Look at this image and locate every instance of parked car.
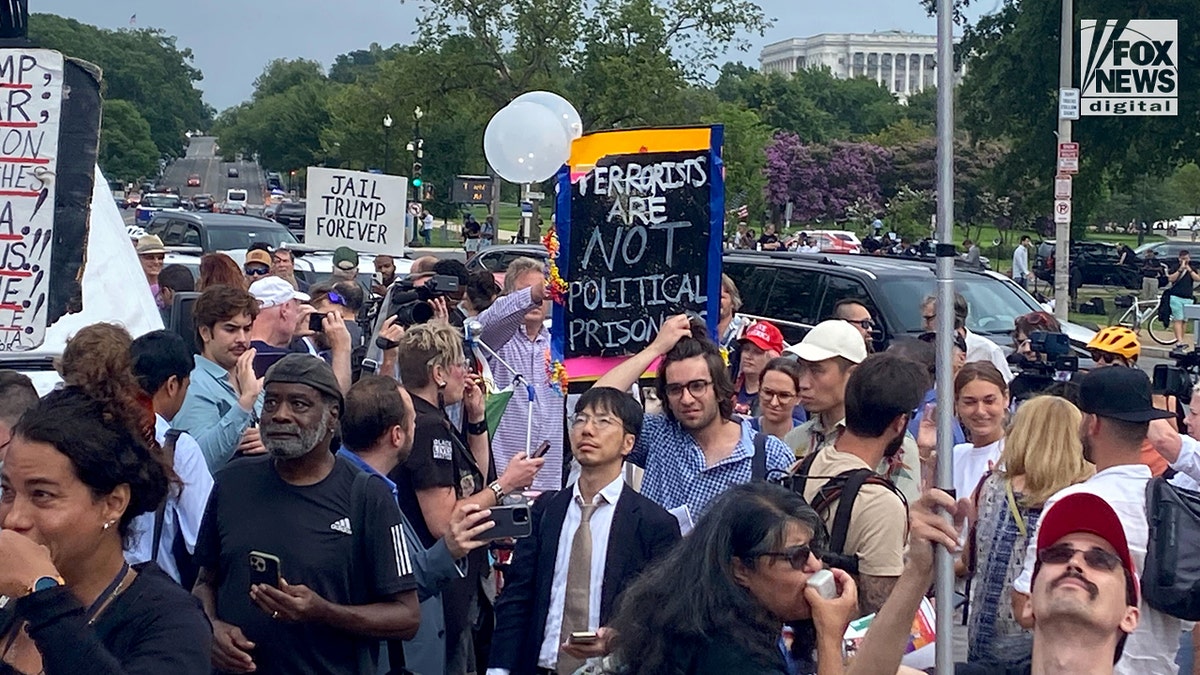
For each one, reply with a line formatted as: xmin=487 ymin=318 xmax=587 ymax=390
xmin=1035 ymin=240 xmax=1140 ymax=289
xmin=1135 ymin=240 xmax=1192 ymax=273
xmin=273 ymin=201 xmax=307 ymax=237
xmin=227 ymin=166 xmax=240 ymax=178
xmin=135 ymin=192 xmax=184 ymax=224
xmin=723 ymin=250 xmax=1096 ymax=353
xmin=464 ymin=243 xmax=548 ymax=285
xmin=145 ymin=211 xmax=299 ymax=252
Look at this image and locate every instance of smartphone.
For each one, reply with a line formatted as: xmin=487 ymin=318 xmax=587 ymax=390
xmin=248 ymin=551 xmax=282 ymax=587
xmin=252 ymin=351 xmax=287 ymax=379
xmin=308 ymin=312 xmax=325 ymax=333
xmin=805 ymin=569 xmax=837 ymax=600
xmin=530 ymin=440 xmax=551 ymax=459
xmin=569 ymin=631 xmax=599 ymax=645
xmin=472 ymin=504 xmax=532 ymax=541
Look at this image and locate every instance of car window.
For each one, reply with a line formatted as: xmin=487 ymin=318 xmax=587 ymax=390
xmin=878 ymin=275 xmax=1037 ymax=336
xmin=818 ymin=276 xmax=876 ymax=322
xmin=765 ymin=268 xmax=822 ymax=327
xmin=723 ymin=262 xmax=776 ymax=316
xmin=158 ymin=219 xmax=187 ymax=246
xmin=146 ymin=218 xmax=169 ymax=238
xmin=207 ymin=226 xmax=299 ymax=251
xmin=183 ymin=225 xmax=202 ymax=247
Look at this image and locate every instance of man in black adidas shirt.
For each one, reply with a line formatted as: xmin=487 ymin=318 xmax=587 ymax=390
xmin=193 ymin=355 xmax=419 ymax=674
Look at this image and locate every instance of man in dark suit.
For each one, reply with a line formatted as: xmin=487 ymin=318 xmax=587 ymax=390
xmin=487 ymin=387 xmax=682 ymax=675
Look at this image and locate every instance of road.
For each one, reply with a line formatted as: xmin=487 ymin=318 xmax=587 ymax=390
xmin=125 ymin=136 xmax=265 ymax=227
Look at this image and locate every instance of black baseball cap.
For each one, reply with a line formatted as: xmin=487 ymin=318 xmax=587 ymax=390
xmin=1078 ymin=366 xmax=1173 ymax=423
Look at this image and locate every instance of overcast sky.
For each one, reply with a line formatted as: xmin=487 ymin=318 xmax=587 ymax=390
xmin=45 ymin=0 xmax=992 ymax=112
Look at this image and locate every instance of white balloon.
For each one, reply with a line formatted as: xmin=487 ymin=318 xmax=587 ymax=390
xmin=483 ymin=101 xmax=571 ymax=184
xmin=512 ymin=90 xmax=583 ymax=140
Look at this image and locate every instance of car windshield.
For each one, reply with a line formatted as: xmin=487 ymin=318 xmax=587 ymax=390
xmin=143 ymin=194 xmax=181 ymax=208
xmin=878 ymin=275 xmax=1038 ymax=336
xmin=208 ymin=226 xmax=299 ymax=251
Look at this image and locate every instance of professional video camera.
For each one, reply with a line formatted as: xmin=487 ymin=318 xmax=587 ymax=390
xmin=387 ymin=274 xmax=461 ymax=327
xmin=1009 ymin=330 xmax=1079 ymax=401
xmin=1153 ymin=349 xmax=1200 ymax=405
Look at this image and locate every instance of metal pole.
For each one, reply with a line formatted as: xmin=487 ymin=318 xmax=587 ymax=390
xmin=1053 ymin=0 xmax=1073 ymax=321
xmin=383 ymin=127 xmax=390 ymax=174
xmin=934 ymin=0 xmax=957 ymax=669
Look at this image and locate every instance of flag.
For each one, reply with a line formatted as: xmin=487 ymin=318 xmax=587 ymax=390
xmin=129 ymin=14 xmax=137 ymax=26
xmin=469 ymin=339 xmax=514 ymax=437
xmin=737 ymin=205 xmax=749 ymax=219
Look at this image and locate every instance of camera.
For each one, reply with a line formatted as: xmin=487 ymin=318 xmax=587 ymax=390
xmin=388 ymin=274 xmax=460 ymax=327
xmin=1009 ymin=331 xmax=1079 ymax=401
xmin=1153 ymin=349 xmax=1200 ymax=404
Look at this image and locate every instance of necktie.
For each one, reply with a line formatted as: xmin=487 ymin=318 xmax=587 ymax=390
xmin=558 ymin=495 xmax=603 ymax=674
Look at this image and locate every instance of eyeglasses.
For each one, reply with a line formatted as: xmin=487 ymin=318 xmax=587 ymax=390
xmin=847 ymin=318 xmax=875 ymax=331
xmin=664 ymin=379 xmax=713 ymax=399
xmin=244 ymin=267 xmax=270 ymax=276
xmin=1089 ymin=350 xmax=1120 ymax=365
xmin=759 ymin=543 xmax=816 ymax=570
xmin=570 ymin=414 xmax=622 ymax=431
xmin=1038 ymin=543 xmax=1122 ymax=572
xmin=140 ymin=254 xmax=165 ymax=262
xmin=759 ymin=388 xmax=798 ymax=404
xmin=922 ymin=314 xmax=936 ymax=324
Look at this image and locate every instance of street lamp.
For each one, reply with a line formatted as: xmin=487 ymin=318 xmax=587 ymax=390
xmin=382 ymin=114 xmax=394 ymax=174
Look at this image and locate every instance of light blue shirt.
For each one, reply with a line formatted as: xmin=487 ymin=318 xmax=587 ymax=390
xmin=173 ymin=354 xmax=262 ymax=473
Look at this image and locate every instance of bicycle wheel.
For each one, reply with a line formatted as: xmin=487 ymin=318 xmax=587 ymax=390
xmin=1146 ymin=309 xmax=1178 ymax=346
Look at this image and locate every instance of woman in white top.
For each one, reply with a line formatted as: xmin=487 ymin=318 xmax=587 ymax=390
xmin=952 ymin=362 xmax=1010 ymax=501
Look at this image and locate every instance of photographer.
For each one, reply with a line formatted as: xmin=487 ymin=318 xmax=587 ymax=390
xmin=1166 ymin=249 xmax=1200 ymax=351
xmin=1008 ymin=321 xmax=1077 ymax=403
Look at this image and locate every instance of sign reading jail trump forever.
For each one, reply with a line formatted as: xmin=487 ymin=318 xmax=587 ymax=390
xmin=304 ymin=167 xmax=407 ymax=255
xmin=553 ymin=127 xmax=724 ymax=362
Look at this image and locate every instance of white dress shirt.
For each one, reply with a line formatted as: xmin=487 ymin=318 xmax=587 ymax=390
xmin=125 ymin=414 xmax=215 ymax=583
xmin=1013 ymin=463 xmax=1181 ymax=675
xmin=1169 ymin=434 xmax=1200 ymax=491
xmin=964 ymin=330 xmax=1015 ymax=382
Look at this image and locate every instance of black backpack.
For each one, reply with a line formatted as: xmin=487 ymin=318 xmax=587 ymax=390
xmin=781 ymin=450 xmax=908 ymax=575
xmin=1143 ymin=476 xmax=1200 ymax=619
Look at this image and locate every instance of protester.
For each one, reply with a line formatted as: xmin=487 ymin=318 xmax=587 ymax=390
xmin=476 ymin=257 xmax=562 ymax=492
xmin=965 ymin=395 xmax=1093 ymax=666
xmin=488 ymin=387 xmax=682 ymax=675
xmin=372 ymin=254 xmax=398 ymax=297
xmin=198 ymin=252 xmax=246 ymax=291
xmin=193 ymin=355 xmax=419 ymax=675
xmin=1012 ymin=235 xmax=1033 ymax=289
xmin=922 ymin=293 xmax=1014 ymax=382
xmin=463 ymin=269 xmax=501 ymax=317
xmin=832 ymin=298 xmax=876 ymax=352
xmin=248 ymin=276 xmax=310 ymax=353
xmin=271 ymin=247 xmax=309 ymax=293
xmin=783 ymin=320 xmax=866 ymax=459
xmin=0 ymin=379 xmax=211 ymax=673
xmin=606 ymin=481 xmax=859 ymax=675
xmin=390 ymin=322 xmax=544 ymax=673
xmin=964 ymin=239 xmax=982 ymax=268
xmin=733 ymin=320 xmax=786 ymax=417
xmin=950 ymin=362 xmax=1010 ymax=504
xmin=1012 ymin=366 xmax=1179 ymax=675
xmin=595 ymin=315 xmax=794 ymax=517
xmin=157 ymin=263 xmax=195 ymax=324
xmin=463 ymin=216 xmax=482 ymax=256
xmin=718 ymin=273 xmax=752 ymax=370
xmin=789 ymin=352 xmax=929 ymax=616
xmin=136 ymin=234 xmax=168 ymax=307
xmin=0 ymin=370 xmax=38 ymax=464
xmin=331 ymin=246 xmax=362 ymax=285
xmin=173 ymin=284 xmax=266 ymax=472
xmin=751 ymin=357 xmax=806 ymax=440
xmin=339 ymin=375 xmax=494 ymax=675
xmin=243 ymin=248 xmax=272 ymax=286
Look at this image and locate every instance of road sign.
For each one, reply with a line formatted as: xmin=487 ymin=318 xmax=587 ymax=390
xmin=1058 ymin=88 xmax=1081 ymax=120
xmin=1057 ymin=142 xmax=1080 ymax=174
xmin=1054 ymin=175 xmax=1073 ymax=199
xmin=1054 ymin=198 xmax=1072 ymax=224
xmin=452 ymin=175 xmax=495 ymax=204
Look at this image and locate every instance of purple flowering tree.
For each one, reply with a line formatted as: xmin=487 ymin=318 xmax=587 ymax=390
xmin=764 ymin=132 xmax=891 ymax=223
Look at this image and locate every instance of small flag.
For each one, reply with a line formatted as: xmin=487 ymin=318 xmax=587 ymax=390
xmin=737 ymin=205 xmax=749 ymax=219
xmin=129 ymin=14 xmax=137 ymax=26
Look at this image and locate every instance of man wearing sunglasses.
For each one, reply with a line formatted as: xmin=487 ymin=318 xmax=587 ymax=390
xmin=1012 ymin=366 xmax=1179 ymax=675
xmin=243 ymin=247 xmax=273 ymax=286
xmin=832 ymin=299 xmax=877 ymax=353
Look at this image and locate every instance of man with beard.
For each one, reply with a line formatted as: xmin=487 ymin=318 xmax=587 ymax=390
xmin=787 ymin=352 xmax=929 ymax=617
xmin=192 ymin=355 xmax=419 ymax=675
xmin=1011 ymin=366 xmax=1180 ymax=675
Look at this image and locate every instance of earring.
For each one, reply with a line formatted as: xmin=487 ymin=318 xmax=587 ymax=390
xmin=103 ymin=520 xmax=113 ymax=530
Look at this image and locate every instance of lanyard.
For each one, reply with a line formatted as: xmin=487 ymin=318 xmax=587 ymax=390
xmin=85 ymin=562 xmax=133 ymax=625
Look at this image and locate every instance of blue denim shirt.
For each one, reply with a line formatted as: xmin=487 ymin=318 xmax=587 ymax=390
xmin=173 ymin=354 xmax=262 ymax=473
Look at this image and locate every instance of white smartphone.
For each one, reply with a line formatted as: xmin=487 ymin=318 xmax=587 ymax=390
xmin=806 ymin=569 xmax=837 ymax=600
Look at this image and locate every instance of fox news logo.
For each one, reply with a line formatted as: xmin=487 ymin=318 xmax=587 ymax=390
xmin=1081 ymin=19 xmax=1177 ymax=116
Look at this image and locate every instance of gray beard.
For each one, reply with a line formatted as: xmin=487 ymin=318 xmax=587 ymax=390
xmin=264 ymin=410 xmax=330 ymax=459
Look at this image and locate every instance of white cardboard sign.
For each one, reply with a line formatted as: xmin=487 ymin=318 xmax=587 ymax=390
xmin=304 ymin=167 xmax=407 ymax=255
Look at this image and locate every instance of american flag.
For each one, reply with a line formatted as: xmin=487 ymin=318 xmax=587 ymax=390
xmin=736 ymin=205 xmax=749 ymax=219
xmin=129 ymin=14 xmax=137 ymax=26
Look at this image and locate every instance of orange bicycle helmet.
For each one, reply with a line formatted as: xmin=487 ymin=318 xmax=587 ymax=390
xmin=1087 ymin=326 xmax=1141 ymax=359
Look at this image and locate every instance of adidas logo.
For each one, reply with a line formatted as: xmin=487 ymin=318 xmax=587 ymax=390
xmin=330 ymin=518 xmax=352 ymax=535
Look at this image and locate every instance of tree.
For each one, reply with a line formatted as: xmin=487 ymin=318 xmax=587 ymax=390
xmin=98 ymin=100 xmax=158 ymax=182
xmin=765 ymin=133 xmax=891 ymax=223
xmin=1168 ymin=163 xmax=1200 ymax=216
xmin=701 ymin=103 xmax=771 ymax=220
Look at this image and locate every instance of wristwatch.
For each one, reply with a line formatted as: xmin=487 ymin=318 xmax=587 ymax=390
xmin=466 ymin=420 xmax=488 ymax=436
xmin=488 ymin=481 xmax=505 ymax=504
xmin=27 ymin=575 xmax=64 ymax=596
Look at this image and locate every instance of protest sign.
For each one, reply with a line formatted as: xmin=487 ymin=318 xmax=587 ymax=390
xmin=305 ymin=167 xmax=407 ymax=255
xmin=551 ymin=126 xmax=724 ymax=377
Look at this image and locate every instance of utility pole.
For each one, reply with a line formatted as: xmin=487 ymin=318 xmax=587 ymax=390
xmin=1053 ymin=0 xmax=1074 ymax=321
xmin=382 ymin=114 xmax=393 ymax=174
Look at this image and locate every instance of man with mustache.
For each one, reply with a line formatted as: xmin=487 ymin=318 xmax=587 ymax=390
xmin=192 ymin=355 xmax=420 ymax=675
xmin=1011 ymin=366 xmax=1179 ymax=675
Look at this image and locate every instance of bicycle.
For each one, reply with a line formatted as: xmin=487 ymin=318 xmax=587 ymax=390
xmin=1112 ymin=294 xmax=1177 ymax=346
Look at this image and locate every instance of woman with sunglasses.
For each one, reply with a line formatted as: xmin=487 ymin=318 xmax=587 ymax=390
xmin=606 ymin=481 xmax=858 ymax=675
xmin=964 ymin=395 xmax=1093 ymax=666
xmin=751 ymin=358 xmax=807 ymax=441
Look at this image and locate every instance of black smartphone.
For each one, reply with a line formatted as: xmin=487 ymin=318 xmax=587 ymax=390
xmin=308 ymin=312 xmax=325 ymax=333
xmin=252 ymin=351 xmax=287 ymax=379
xmin=248 ymin=550 xmax=282 ymax=587
xmin=472 ymin=504 xmax=532 ymax=541
xmin=530 ymin=440 xmax=551 ymax=459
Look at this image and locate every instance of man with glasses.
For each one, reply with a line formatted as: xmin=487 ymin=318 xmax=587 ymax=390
xmin=832 ymin=299 xmax=877 ymax=353
xmin=1012 ymin=366 xmax=1180 ymax=675
xmin=594 ymin=315 xmax=794 ymax=518
xmin=921 ymin=293 xmax=1014 ymax=382
xmin=488 ymin=387 xmax=680 ymax=675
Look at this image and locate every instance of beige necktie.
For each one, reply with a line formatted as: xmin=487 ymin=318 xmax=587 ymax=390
xmin=558 ymin=495 xmax=603 ymax=674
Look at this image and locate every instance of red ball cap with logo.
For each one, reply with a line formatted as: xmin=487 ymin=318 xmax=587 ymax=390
xmin=1033 ymin=492 xmax=1139 ymax=605
xmin=740 ymin=320 xmax=784 ymax=353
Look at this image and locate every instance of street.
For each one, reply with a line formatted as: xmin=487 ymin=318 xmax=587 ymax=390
xmin=124 ymin=135 xmax=266 ymax=226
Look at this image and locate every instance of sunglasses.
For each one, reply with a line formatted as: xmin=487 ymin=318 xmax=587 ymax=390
xmin=1089 ymin=350 xmax=1120 ymax=365
xmin=758 ymin=543 xmax=816 ymax=570
xmin=328 ymin=291 xmax=346 ymax=306
xmin=1038 ymin=543 xmax=1122 ymax=572
xmin=848 ymin=318 xmax=875 ymax=331
xmin=244 ymin=267 xmax=270 ymax=276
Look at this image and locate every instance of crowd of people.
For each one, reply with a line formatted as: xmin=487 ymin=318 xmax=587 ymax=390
xmin=1 ymin=233 xmax=1199 ymax=675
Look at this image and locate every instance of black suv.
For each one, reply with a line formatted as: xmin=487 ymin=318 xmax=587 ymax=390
xmin=273 ymin=201 xmax=307 ymax=237
xmin=723 ymin=251 xmax=1093 ymax=350
xmin=1034 ymin=240 xmax=1139 ymax=289
xmin=145 ymin=211 xmax=299 ymax=252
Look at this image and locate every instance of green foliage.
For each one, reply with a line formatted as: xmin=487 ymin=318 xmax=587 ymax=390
xmin=214 ymin=61 xmax=333 ymax=172
xmin=701 ymin=103 xmax=771 ymax=220
xmin=97 ymin=100 xmax=159 ymax=183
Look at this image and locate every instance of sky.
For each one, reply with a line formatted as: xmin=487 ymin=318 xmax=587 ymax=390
xmin=45 ymin=0 xmax=994 ymax=112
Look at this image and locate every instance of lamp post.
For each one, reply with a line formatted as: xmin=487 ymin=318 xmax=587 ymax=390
xmin=411 ymin=106 xmax=425 ymax=203
xmin=382 ymin=114 xmax=393 ymax=174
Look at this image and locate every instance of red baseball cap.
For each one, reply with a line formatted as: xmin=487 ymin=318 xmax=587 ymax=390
xmin=1033 ymin=492 xmax=1139 ymax=604
xmin=740 ymin=320 xmax=784 ymax=354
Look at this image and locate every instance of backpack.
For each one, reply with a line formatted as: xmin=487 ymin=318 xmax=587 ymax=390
xmin=1143 ymin=476 xmax=1200 ymax=619
xmin=781 ymin=450 xmax=908 ymax=575
xmin=151 ymin=429 xmax=200 ymax=589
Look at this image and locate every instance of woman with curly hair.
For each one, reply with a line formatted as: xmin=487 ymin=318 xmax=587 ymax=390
xmin=197 ymin=252 xmax=245 ymax=291
xmin=0 ymin=324 xmax=212 ymax=674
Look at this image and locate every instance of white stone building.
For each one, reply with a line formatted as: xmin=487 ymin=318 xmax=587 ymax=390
xmin=759 ymin=30 xmax=964 ymax=101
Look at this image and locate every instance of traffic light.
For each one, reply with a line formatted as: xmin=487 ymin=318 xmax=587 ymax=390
xmin=422 ymin=184 xmax=434 ymax=201
xmin=411 ymin=162 xmax=422 ymax=188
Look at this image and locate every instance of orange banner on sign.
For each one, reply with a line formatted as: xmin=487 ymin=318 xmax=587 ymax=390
xmin=567 ymin=127 xmax=713 ymax=181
